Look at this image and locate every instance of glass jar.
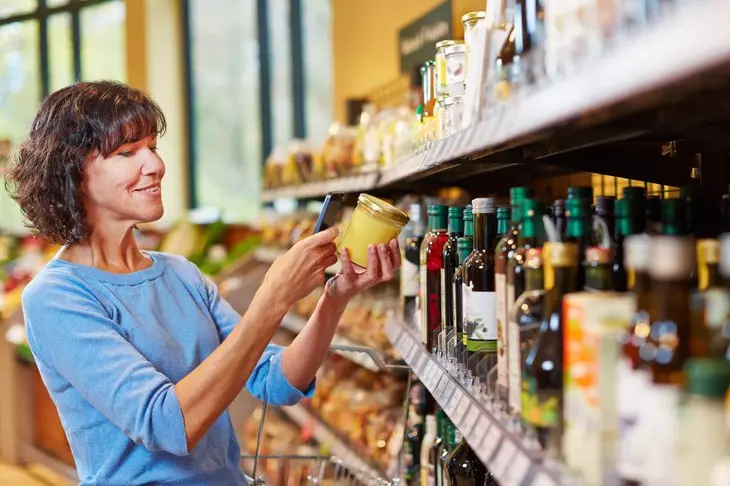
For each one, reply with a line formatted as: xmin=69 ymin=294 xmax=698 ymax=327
xmin=443 ymin=43 xmax=466 ymax=96
xmin=338 ymin=194 xmax=410 ymax=268
xmin=461 ymin=11 xmax=486 ymax=76
xmin=435 ymin=40 xmax=462 ymax=97
xmin=441 ymin=96 xmax=463 ymax=138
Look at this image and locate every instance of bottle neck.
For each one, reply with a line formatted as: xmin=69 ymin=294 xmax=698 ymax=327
xmin=552 ymin=265 xmax=578 ymax=297
xmin=497 ymin=218 xmax=510 ymax=237
xmin=464 ymin=218 xmax=474 ymax=238
xmin=429 ymin=215 xmax=447 ymax=232
xmin=448 ymin=217 xmax=464 ymax=236
xmin=698 ymin=262 xmax=720 ymax=291
xmin=525 ymin=266 xmax=544 ymax=292
xmin=457 ymin=244 xmax=473 ymax=264
xmin=585 ymin=263 xmax=612 ymax=292
xmin=566 ymin=215 xmax=591 ymax=239
xmin=473 ymin=212 xmax=496 ymax=251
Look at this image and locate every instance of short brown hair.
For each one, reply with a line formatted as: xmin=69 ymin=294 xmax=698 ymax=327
xmin=4 ymin=81 xmax=167 ymax=244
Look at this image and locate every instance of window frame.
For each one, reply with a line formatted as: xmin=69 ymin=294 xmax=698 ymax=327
xmin=0 ymin=0 xmax=122 ymax=100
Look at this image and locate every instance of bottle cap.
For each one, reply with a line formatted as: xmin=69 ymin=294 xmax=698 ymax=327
xmin=565 ymin=197 xmax=590 ymax=218
xmin=697 ymin=239 xmax=720 ymax=266
xmin=624 ymin=234 xmax=651 ymax=271
xmin=549 ymin=242 xmax=578 ymax=267
xmin=525 ymin=248 xmax=543 ymax=269
xmin=448 ymin=206 xmax=464 ymax=218
xmin=595 ymin=196 xmax=615 ymax=216
xmin=463 ymin=205 xmax=473 ymax=222
xmin=472 ymin=197 xmax=496 ymax=214
xmin=497 ymin=206 xmax=511 ymax=219
xmin=567 ymin=186 xmax=593 ymax=200
xmin=623 ymin=186 xmax=646 ymax=200
xmin=721 ymin=233 xmax=730 ymax=277
xmin=585 ymin=246 xmax=612 ymax=265
xmin=649 ymin=236 xmax=694 ymax=280
xmin=428 ymin=204 xmax=448 ymax=217
xmin=509 ymin=187 xmax=533 ymax=202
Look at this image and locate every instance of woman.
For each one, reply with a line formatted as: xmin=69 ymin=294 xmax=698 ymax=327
xmin=5 ymin=81 xmax=401 ymax=485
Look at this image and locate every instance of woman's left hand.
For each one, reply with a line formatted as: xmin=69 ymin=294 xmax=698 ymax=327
xmin=325 ymin=239 xmax=401 ymax=305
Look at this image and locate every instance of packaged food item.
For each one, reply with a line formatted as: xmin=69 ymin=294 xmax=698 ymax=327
xmin=338 ymin=194 xmax=410 ymax=268
xmin=435 ymin=40 xmax=463 ymax=97
xmin=443 ymin=43 xmax=466 ymax=96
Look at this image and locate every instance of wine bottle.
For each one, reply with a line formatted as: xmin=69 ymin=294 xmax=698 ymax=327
xmin=584 ymin=247 xmax=612 ymax=292
xmin=642 ymin=236 xmax=692 ymax=484
xmin=431 ymin=410 xmax=446 ymax=486
xmin=463 ymin=198 xmax=498 ymax=372
xmin=645 ymin=195 xmax=661 ymax=234
xmin=552 ymin=199 xmax=566 ymax=240
xmin=594 ymin=196 xmax=616 ymax=244
xmin=422 ymin=205 xmax=449 ymax=354
xmin=507 ymin=248 xmax=545 ymax=426
xmin=661 ymin=198 xmax=687 ymax=236
xmin=441 ymin=207 xmax=465 ymax=357
xmin=564 ymin=197 xmax=592 ymax=289
xmin=495 ymin=206 xmax=511 ymax=247
xmin=454 ymin=234 xmax=474 ymax=377
xmin=612 ymin=197 xmax=642 ymax=292
xmin=403 ymin=203 xmax=425 ymax=325
xmin=446 ymin=429 xmax=488 ymax=486
xmin=522 ymin=242 xmax=578 ymax=458
xmin=420 ymin=414 xmax=437 ymax=486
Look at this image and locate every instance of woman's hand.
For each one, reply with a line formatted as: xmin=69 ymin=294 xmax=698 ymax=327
xmin=325 ymin=238 xmax=401 ymax=306
xmin=262 ymin=226 xmax=339 ymax=308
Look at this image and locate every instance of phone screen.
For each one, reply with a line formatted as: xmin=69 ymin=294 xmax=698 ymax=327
xmin=314 ymin=193 xmax=345 ymax=233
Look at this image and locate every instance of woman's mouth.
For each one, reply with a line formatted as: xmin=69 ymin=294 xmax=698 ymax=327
xmin=134 ymin=184 xmax=161 ymax=193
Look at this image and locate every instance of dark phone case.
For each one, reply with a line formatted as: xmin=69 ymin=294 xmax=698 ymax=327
xmin=314 ymin=193 xmax=345 ymax=233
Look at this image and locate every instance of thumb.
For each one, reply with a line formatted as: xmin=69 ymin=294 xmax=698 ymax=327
xmin=307 ymin=225 xmax=339 ymax=247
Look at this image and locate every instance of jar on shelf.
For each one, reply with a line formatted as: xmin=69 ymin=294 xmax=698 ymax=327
xmin=441 ymin=96 xmax=464 ymax=139
xmin=435 ymin=40 xmax=463 ymax=97
xmin=461 ymin=11 xmax=486 ymax=76
xmin=443 ymin=43 xmax=467 ymax=96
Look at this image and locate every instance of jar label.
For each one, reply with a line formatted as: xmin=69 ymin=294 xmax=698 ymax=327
xmin=402 ymin=258 xmax=419 ymax=298
xmin=462 ymin=283 xmax=497 ymax=351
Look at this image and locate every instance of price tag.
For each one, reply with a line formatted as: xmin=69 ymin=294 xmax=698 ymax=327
xmin=413 ymin=352 xmax=425 ymax=374
xmin=490 ymin=439 xmax=517 ymax=479
xmin=442 ymin=381 xmax=457 ymax=409
xmin=479 ymin=423 xmax=501 ymax=462
xmin=447 ymin=389 xmax=463 ymax=416
xmin=453 ymin=397 xmax=470 ymax=425
xmin=462 ymin=405 xmax=480 ymax=437
xmin=394 ymin=331 xmax=406 ymax=348
xmin=504 ymin=450 xmax=532 ymax=486
xmin=432 ymin=367 xmax=445 ymax=389
xmin=422 ymin=362 xmax=435 ymax=389
xmin=408 ymin=342 xmax=419 ymax=362
xmin=435 ymin=374 xmax=449 ymax=401
xmin=532 ymin=472 xmax=558 ymax=486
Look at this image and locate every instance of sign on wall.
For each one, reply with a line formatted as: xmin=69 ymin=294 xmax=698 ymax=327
xmin=399 ymin=0 xmax=453 ymax=75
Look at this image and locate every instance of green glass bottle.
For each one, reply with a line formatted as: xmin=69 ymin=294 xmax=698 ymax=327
xmin=441 ymin=207 xmax=465 ymax=357
xmin=431 ymin=410 xmax=446 ymax=486
xmin=661 ymin=198 xmax=687 ymax=236
xmin=584 ymin=247 xmax=613 ymax=292
xmin=454 ymin=235 xmax=474 ymax=372
xmin=495 ymin=206 xmax=512 ymax=247
xmin=567 ymin=186 xmax=593 ymax=201
xmin=612 ymin=198 xmax=642 ymax=292
xmin=446 ymin=429 xmax=488 ymax=486
xmin=564 ymin=197 xmax=592 ymax=289
xmin=522 ymin=242 xmax=578 ymax=458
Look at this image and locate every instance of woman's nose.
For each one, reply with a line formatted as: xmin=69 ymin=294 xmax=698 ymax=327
xmin=141 ymin=147 xmax=165 ymax=177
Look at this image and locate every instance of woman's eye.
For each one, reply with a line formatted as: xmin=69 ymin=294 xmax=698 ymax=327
xmin=118 ymin=150 xmax=134 ymax=157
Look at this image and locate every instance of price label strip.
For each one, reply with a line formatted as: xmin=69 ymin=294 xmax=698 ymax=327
xmin=532 ymin=472 xmax=558 ymax=486
xmin=462 ymin=405 xmax=480 ymax=440
xmin=478 ymin=423 xmax=501 ymax=464
xmin=490 ymin=439 xmax=517 ymax=480
xmin=435 ymin=374 xmax=449 ymax=401
xmin=447 ymin=389 xmax=463 ymax=416
xmin=504 ymin=450 xmax=532 ymax=486
xmin=441 ymin=381 xmax=458 ymax=410
xmin=453 ymin=395 xmax=470 ymax=425
xmin=413 ymin=352 xmax=426 ymax=375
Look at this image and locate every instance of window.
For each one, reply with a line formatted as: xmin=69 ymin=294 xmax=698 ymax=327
xmin=184 ymin=0 xmax=334 ymax=222
xmin=0 ymin=0 xmax=126 ymax=233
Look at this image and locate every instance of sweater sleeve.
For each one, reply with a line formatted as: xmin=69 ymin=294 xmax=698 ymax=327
xmin=202 ymin=273 xmax=315 ymax=405
xmin=22 ymin=273 xmax=190 ymax=456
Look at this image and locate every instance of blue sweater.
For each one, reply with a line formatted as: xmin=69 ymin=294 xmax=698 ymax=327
xmin=22 ymin=251 xmax=313 ymax=485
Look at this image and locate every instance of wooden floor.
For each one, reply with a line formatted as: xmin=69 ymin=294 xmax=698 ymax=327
xmin=0 ymin=463 xmax=72 ymax=486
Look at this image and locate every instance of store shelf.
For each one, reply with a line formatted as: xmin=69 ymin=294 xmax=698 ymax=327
xmin=280 ymin=314 xmax=381 ymax=373
xmin=261 ymin=171 xmax=379 ymax=202
xmin=278 ymin=403 xmax=385 ymax=480
xmin=262 ymin=0 xmax=730 ymax=202
xmin=384 ymin=317 xmax=562 ymax=486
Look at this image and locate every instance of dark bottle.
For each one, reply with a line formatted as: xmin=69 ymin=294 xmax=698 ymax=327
xmin=402 ymin=203 xmax=425 ymax=325
xmin=431 ymin=410 xmax=446 ymax=486
xmin=661 ymin=198 xmax=687 ymax=236
xmin=495 ymin=206 xmax=511 ymax=247
xmin=564 ymin=197 xmax=592 ymax=289
xmin=567 ymin=186 xmax=593 ymax=201
xmin=680 ymin=185 xmax=699 ymax=236
xmin=594 ymin=195 xmax=615 ymax=244
xmin=508 ymin=248 xmax=545 ymax=424
xmin=584 ymin=247 xmax=613 ymax=292
xmin=439 ymin=418 xmax=455 ymax=485
xmin=645 ymin=195 xmax=662 ymax=234
xmin=508 ymin=198 xmax=545 ymax=310
xmin=463 ymin=198 xmax=499 ymax=364
xmin=522 ymin=242 xmax=578 ymax=457
xmin=446 ymin=430 xmax=488 ymax=486
xmin=616 ymin=234 xmax=652 ymax=485
xmin=422 ymin=205 xmax=449 ymax=354
xmin=405 ymin=382 xmax=428 ymax=486
xmin=441 ymin=207 xmax=465 ymax=355
xmin=495 ymin=188 xmax=533 ymax=400
xmin=552 ymin=199 xmax=566 ymax=240
xmin=642 ymin=236 xmax=693 ymax=485
xmin=612 ymin=198 xmax=642 ymax=292
xmin=454 ymin=236 xmax=474 ymax=372
xmin=622 ymin=186 xmax=647 ymax=235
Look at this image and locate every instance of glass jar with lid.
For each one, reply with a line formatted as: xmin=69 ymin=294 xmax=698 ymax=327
xmin=435 ymin=40 xmax=463 ymax=97
xmin=443 ymin=43 xmax=467 ymax=96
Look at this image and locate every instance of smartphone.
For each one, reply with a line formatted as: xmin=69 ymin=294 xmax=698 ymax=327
xmin=314 ymin=192 xmax=345 ymax=233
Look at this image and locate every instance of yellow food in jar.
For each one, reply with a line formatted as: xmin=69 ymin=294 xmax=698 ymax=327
xmin=338 ymin=194 xmax=409 ymax=268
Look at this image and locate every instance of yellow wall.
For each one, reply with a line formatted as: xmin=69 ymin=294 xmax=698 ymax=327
xmin=332 ymin=0 xmax=485 ymax=123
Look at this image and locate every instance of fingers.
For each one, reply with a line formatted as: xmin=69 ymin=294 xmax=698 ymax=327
xmin=305 ymin=225 xmax=339 ymax=247
xmin=321 ymin=253 xmax=338 ymax=269
xmin=363 ymin=244 xmax=382 ymax=284
xmin=339 ymin=247 xmax=355 ymax=277
xmin=389 ymin=239 xmax=401 ymax=269
xmin=378 ymin=243 xmax=395 ymax=281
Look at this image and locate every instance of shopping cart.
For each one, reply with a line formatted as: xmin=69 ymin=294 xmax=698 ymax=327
xmin=241 ymin=344 xmax=411 ymax=486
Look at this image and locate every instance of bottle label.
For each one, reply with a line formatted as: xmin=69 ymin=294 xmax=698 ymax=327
xmin=616 ymin=358 xmax=651 ymax=481
xmin=462 ymin=283 xmax=497 ymax=352
xmin=507 ymin=319 xmax=522 ymax=413
xmin=521 ymin=374 xmax=559 ymax=427
xmin=642 ymin=384 xmax=679 ymax=484
xmin=496 ymin=273 xmax=508 ymax=390
xmin=421 ymin=263 xmax=428 ymax=345
xmin=402 ymin=258 xmax=419 ymax=298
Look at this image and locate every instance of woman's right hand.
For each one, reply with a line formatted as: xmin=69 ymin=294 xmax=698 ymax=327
xmin=262 ymin=226 xmax=339 ymax=307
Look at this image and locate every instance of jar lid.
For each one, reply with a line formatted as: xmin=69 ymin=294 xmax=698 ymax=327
xmin=586 ymin=247 xmax=612 ymax=264
xmin=444 ymin=44 xmax=466 ymax=56
xmin=436 ymin=39 xmax=463 ymax=50
xmin=358 ymin=194 xmax=410 ymax=225
xmin=461 ymin=11 xmax=486 ymax=23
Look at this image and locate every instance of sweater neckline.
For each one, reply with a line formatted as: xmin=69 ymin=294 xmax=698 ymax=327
xmin=47 ymin=251 xmax=166 ymax=285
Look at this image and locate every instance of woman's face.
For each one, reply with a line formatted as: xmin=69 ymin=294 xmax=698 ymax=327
xmin=82 ymin=135 xmax=165 ymax=229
